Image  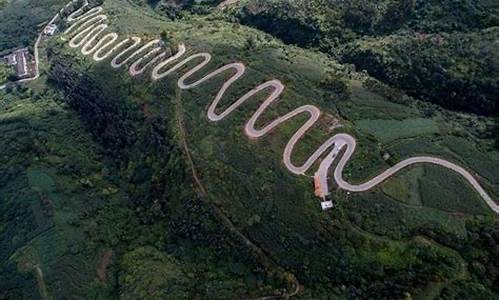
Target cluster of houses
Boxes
[3,48,33,79]
[1,24,57,80]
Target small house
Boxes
[44,24,57,36]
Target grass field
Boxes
[381,166,424,206]
[419,165,490,214]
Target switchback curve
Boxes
[60,3,499,214]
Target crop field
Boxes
[418,165,489,214]
[387,136,499,194]
[381,166,424,206]
[356,118,440,143]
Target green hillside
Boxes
[0,0,498,299]
[229,0,499,116]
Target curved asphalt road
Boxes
[61,4,498,214]
[217,0,241,9]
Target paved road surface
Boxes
[217,0,240,9]
[60,4,499,214]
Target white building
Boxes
[314,172,334,211]
[320,201,334,210]
[2,48,31,78]
[44,24,58,36]
[4,53,16,65]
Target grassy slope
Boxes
[1,77,286,299]
[0,88,110,298]
[1,4,288,298]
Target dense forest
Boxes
[227,0,499,117]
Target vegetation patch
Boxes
[356,118,440,143]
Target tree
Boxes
[160,30,168,42]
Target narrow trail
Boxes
[59,3,499,214]
[34,265,49,300]
[175,88,300,299]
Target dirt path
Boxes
[96,249,113,281]
[34,265,49,300]
[175,88,300,299]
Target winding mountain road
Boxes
[60,4,498,214]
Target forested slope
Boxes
[227,0,499,117]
